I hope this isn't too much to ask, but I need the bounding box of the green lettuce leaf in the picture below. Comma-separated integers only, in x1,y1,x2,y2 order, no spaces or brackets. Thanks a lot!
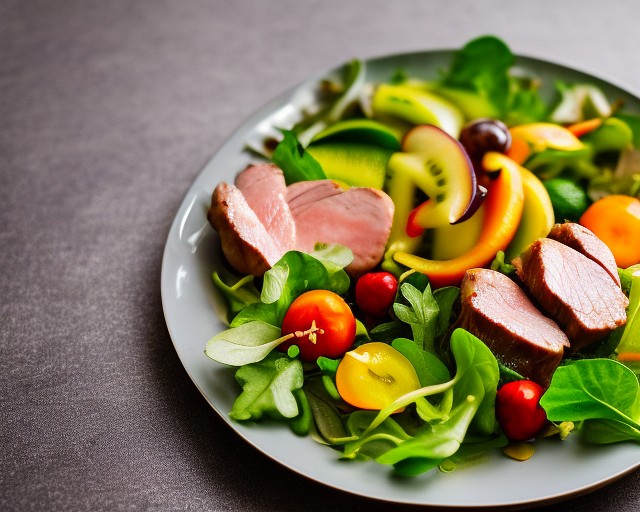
272,129,326,185
391,337,451,387
438,35,545,124
341,329,499,474
231,248,351,327
441,35,513,115
205,320,283,366
433,286,460,338
540,359,640,443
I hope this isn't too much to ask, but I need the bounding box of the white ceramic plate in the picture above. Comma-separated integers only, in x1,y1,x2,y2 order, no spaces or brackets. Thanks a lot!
161,50,640,508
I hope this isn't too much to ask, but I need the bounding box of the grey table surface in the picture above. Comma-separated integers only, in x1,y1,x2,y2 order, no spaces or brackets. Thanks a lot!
2,1,639,510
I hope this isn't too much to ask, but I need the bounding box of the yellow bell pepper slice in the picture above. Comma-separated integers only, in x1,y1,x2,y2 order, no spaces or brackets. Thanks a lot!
506,122,585,164
504,167,555,261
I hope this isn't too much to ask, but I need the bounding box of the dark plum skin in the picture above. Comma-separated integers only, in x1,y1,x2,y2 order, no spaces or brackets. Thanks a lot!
448,119,510,223
459,119,512,167
452,182,487,224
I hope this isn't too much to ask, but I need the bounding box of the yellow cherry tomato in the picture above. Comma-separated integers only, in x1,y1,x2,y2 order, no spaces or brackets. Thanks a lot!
336,342,420,411
579,195,640,268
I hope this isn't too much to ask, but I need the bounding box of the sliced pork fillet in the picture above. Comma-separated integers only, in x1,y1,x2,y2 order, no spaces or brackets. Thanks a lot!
289,182,395,276
547,222,620,286
457,269,568,387
513,238,628,351
209,164,395,277
235,164,296,254
287,179,344,212
208,182,284,276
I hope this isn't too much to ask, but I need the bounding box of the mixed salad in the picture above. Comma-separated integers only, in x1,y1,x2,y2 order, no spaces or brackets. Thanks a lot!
204,36,640,476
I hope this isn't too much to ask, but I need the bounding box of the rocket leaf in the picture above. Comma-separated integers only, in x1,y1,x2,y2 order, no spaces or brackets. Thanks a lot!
230,353,304,421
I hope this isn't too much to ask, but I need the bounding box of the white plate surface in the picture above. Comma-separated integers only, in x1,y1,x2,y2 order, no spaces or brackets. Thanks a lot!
161,50,640,508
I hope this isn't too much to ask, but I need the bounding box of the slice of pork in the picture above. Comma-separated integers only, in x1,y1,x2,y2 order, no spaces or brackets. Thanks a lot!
548,223,620,286
513,238,628,351
287,179,344,212
288,181,395,276
235,164,296,254
208,182,284,276
458,269,568,387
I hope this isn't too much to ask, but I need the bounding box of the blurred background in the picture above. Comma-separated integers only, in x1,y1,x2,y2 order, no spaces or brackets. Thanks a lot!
2,1,639,510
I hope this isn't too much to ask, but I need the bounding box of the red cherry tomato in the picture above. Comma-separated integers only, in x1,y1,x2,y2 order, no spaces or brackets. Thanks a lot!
496,380,548,441
280,290,356,362
355,272,399,318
